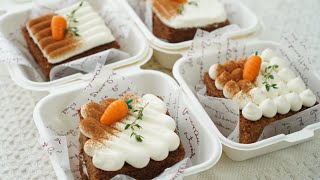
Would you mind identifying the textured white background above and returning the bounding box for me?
[0,0,320,179]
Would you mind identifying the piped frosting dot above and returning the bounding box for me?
[259,98,277,118]
[242,102,263,121]
[286,92,303,111]
[260,48,275,62]
[287,77,306,93]
[300,89,317,107]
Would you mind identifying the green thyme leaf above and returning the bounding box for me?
[124,102,149,142]
[263,65,279,91]
[125,124,130,130]
[177,5,184,14]
[135,124,142,129]
[269,75,274,79]
[135,135,143,142]
[272,84,278,89]
[130,132,135,138]
[188,1,198,6]
[66,1,84,37]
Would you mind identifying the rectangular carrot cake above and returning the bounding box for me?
[78,94,185,179]
[204,49,317,143]
[151,0,230,43]
[23,1,120,80]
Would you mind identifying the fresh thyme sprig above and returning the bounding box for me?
[177,1,198,15]
[65,1,84,37]
[263,64,279,91]
[124,102,149,142]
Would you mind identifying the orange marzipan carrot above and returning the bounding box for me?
[174,0,187,3]
[51,16,67,41]
[100,99,132,125]
[243,53,262,81]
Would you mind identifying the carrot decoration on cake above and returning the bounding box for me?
[51,16,67,40]
[174,0,187,3]
[100,99,133,125]
[243,51,262,81]
[176,0,199,14]
[51,1,84,40]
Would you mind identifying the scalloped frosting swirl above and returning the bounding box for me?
[79,94,180,171]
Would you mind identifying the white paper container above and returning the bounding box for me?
[173,40,320,161]
[33,67,223,179]
[0,8,152,91]
[119,0,262,69]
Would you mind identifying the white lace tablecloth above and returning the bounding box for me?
[1,0,320,179]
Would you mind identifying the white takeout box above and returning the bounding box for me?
[1,4,223,180]
[0,8,152,91]
[32,61,223,179]
[119,0,262,69]
[173,40,320,161]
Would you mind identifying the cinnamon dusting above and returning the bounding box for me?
[152,0,182,20]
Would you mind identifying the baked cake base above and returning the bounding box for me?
[22,27,120,81]
[79,133,185,180]
[78,100,186,180]
[203,72,310,144]
[152,12,230,43]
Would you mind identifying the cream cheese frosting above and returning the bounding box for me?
[26,1,115,64]
[79,94,180,171]
[286,92,303,111]
[273,96,291,114]
[278,68,296,82]
[260,48,275,62]
[152,0,228,29]
[249,87,266,105]
[208,48,317,121]
[232,91,252,110]
[269,57,288,71]
[259,98,277,118]
[300,89,317,107]
[287,77,306,93]
[242,102,262,121]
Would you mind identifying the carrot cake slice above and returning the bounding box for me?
[79,94,185,179]
[204,49,317,144]
[23,1,120,80]
[151,0,229,43]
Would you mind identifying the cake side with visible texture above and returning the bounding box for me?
[151,0,229,42]
[22,27,119,80]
